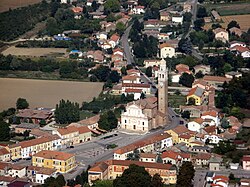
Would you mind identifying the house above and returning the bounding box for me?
[172,14,183,25]
[194,64,211,75]
[187,118,204,133]
[114,133,172,160]
[108,34,120,48]
[7,181,31,187]
[142,30,160,38]
[209,156,223,171]
[201,110,219,126]
[71,7,83,19]
[52,126,79,146]
[131,6,145,14]
[27,165,56,183]
[16,108,54,125]
[0,176,16,186]
[229,41,246,48]
[160,11,170,21]
[225,71,242,79]
[176,64,191,75]
[212,175,229,187]
[193,153,211,166]
[113,48,124,56]
[165,126,190,144]
[77,114,100,129]
[111,53,123,62]
[88,160,177,185]
[191,145,211,153]
[211,10,221,21]
[122,83,150,95]
[0,162,26,178]
[7,135,61,160]
[240,178,250,186]
[213,28,229,43]
[144,59,164,68]
[139,153,157,163]
[183,2,192,12]
[227,116,242,132]
[242,155,250,170]
[86,0,94,6]
[204,17,212,23]
[87,50,104,63]
[122,74,141,84]
[192,79,208,90]
[186,87,205,106]
[0,148,10,162]
[229,27,242,37]
[96,32,108,40]
[203,75,231,89]
[14,123,40,134]
[144,19,168,31]
[158,33,170,42]
[162,151,179,165]
[180,105,209,118]
[32,150,76,173]
[230,45,250,58]
[160,43,175,58]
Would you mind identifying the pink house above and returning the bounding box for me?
[242,155,250,170]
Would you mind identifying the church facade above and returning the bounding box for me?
[120,61,169,132]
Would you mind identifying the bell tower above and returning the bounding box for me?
[158,59,168,122]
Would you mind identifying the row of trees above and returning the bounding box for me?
[0,1,51,41]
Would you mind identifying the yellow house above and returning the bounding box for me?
[52,126,79,146]
[32,150,76,173]
[178,134,196,146]
[166,126,189,144]
[6,145,21,161]
[186,86,204,106]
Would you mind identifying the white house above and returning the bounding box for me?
[139,153,156,163]
[204,134,223,144]
[201,110,219,126]
[86,0,94,6]
[108,34,120,48]
[229,41,246,48]
[36,168,57,184]
[96,32,108,40]
[160,43,175,58]
[8,165,26,178]
[131,6,145,14]
[213,28,229,43]
[172,14,183,25]
[187,118,204,133]
[122,74,141,84]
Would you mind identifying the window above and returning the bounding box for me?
[124,120,127,123]
[133,125,136,129]
[142,122,144,125]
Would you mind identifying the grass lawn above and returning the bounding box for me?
[204,1,250,16]
[80,110,95,120]
[0,141,15,145]
[168,94,186,108]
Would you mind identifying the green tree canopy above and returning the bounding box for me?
[179,73,194,87]
[0,120,10,141]
[104,0,120,14]
[55,99,80,124]
[98,110,118,131]
[146,66,152,77]
[176,161,195,187]
[16,98,29,109]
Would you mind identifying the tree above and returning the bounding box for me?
[140,92,146,99]
[55,99,80,124]
[197,6,207,18]
[108,70,121,83]
[104,0,120,14]
[0,120,10,141]
[16,98,29,109]
[116,22,126,35]
[46,17,59,36]
[181,111,190,119]
[179,73,194,87]
[188,97,195,105]
[227,20,240,31]
[178,38,192,54]
[194,18,205,31]
[113,164,152,187]
[145,66,152,77]
[56,174,66,187]
[98,110,118,131]
[91,1,99,11]
[176,161,195,187]
[121,66,127,75]
[126,149,140,160]
[151,174,164,187]
[93,180,113,187]
[183,12,193,22]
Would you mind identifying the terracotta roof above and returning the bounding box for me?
[36,167,57,175]
[127,97,158,110]
[187,86,204,97]
[160,11,169,16]
[195,153,211,160]
[213,28,227,34]
[57,126,79,135]
[193,79,208,87]
[78,115,100,126]
[127,69,140,74]
[0,162,25,170]
[71,7,83,13]
[110,34,120,42]
[203,125,216,134]
[140,153,157,159]
[125,88,142,93]
[194,118,204,124]
[203,75,231,83]
[89,161,109,172]
[229,27,242,35]
[230,45,250,53]
[213,175,229,181]
[0,176,15,182]
[179,134,192,139]
[106,160,173,170]
[30,129,51,137]
[114,133,171,154]
[15,135,60,149]
[78,126,91,134]
[242,155,250,162]
[122,74,140,81]
[0,147,9,155]
[160,43,174,49]
[202,110,217,117]
[16,109,52,119]
[135,5,144,9]
[113,48,124,53]
[179,152,191,159]
[170,126,189,135]
[162,151,178,160]
[33,150,74,161]
[0,162,9,170]
[122,83,150,88]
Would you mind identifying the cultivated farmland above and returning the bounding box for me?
[0,78,103,110]
[0,0,42,13]
[2,46,68,57]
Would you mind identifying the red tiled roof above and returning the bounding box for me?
[203,125,216,134]
[230,45,250,53]
[122,74,140,80]
[213,28,227,34]
[140,153,156,159]
[33,150,74,161]
[162,151,179,160]
[0,147,9,155]
[203,75,231,83]
[71,7,83,13]
[202,110,217,117]
[110,34,120,42]
[242,155,250,162]
[125,88,142,93]
[160,43,174,49]
[122,83,150,88]
[78,126,91,134]
[195,153,211,160]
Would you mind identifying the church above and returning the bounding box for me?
[120,61,169,132]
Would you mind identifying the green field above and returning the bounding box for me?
[204,1,250,16]
[168,94,186,108]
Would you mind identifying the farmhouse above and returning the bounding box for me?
[213,28,229,43]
